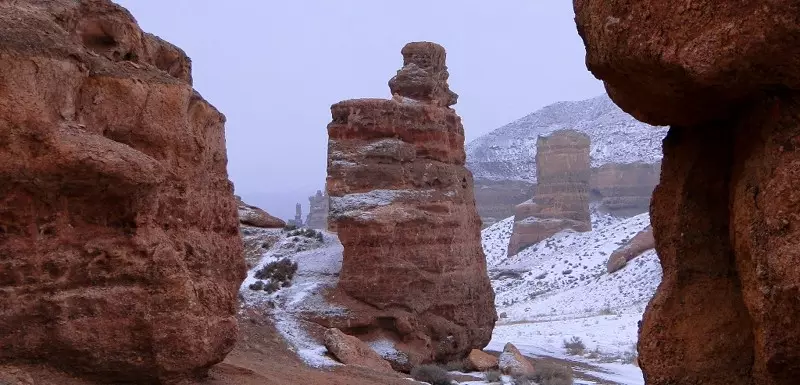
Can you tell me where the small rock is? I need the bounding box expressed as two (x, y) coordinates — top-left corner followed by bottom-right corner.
(324, 328), (393, 373)
(465, 349), (498, 371)
(498, 342), (535, 377)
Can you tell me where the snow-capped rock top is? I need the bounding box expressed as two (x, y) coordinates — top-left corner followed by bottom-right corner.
(466, 94), (668, 183)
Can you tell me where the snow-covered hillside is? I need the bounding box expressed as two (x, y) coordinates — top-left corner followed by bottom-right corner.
(482, 209), (663, 385)
(467, 94), (667, 182)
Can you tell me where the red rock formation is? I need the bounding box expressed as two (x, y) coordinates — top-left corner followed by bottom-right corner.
(590, 162), (660, 217)
(507, 130), (591, 256)
(473, 179), (534, 228)
(236, 196), (285, 228)
(576, 1), (800, 384)
(325, 42), (496, 367)
(606, 226), (654, 273)
(0, 1), (245, 383)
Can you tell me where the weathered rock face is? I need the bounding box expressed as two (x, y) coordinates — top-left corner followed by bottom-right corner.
(0, 1), (245, 383)
(473, 179), (534, 228)
(388, 42), (458, 107)
(576, 1), (800, 384)
(235, 195), (285, 228)
(465, 349), (499, 372)
(326, 42), (496, 366)
(306, 190), (329, 230)
(507, 130), (591, 256)
(606, 226), (654, 273)
(590, 162), (660, 217)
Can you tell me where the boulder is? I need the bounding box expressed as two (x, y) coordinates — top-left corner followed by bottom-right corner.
(324, 329), (393, 373)
(575, 0), (800, 384)
(325, 42), (497, 366)
(0, 1), (245, 383)
(465, 349), (499, 372)
(498, 343), (534, 377)
(606, 226), (655, 273)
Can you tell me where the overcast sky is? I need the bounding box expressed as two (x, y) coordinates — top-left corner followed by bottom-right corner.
(116, 0), (604, 220)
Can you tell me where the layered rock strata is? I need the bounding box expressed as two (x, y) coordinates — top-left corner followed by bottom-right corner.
(590, 162), (660, 216)
(473, 179), (534, 228)
(0, 1), (245, 383)
(507, 130), (591, 256)
(325, 41), (496, 367)
(306, 190), (329, 230)
(576, 1), (800, 384)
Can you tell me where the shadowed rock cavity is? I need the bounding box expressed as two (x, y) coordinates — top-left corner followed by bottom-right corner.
(0, 1), (244, 383)
(575, 1), (800, 384)
(324, 41), (496, 370)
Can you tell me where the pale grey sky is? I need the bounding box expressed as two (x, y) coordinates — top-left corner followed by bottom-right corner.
(116, 0), (604, 220)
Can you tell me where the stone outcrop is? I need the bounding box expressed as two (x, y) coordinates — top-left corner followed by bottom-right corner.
(576, 1), (800, 384)
(306, 190), (329, 230)
(0, 1), (245, 383)
(324, 328), (394, 373)
(325, 42), (496, 366)
(606, 226), (654, 273)
(498, 343), (534, 377)
(294, 203), (303, 227)
(236, 195), (285, 228)
(507, 130), (591, 256)
(473, 179), (534, 228)
(590, 162), (660, 217)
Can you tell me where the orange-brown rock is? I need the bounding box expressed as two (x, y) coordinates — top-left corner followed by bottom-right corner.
(325, 42), (496, 367)
(236, 196), (285, 228)
(324, 328), (394, 373)
(576, 1), (800, 384)
(507, 130), (591, 256)
(0, 1), (245, 383)
(606, 226), (654, 273)
(590, 162), (660, 217)
(465, 349), (499, 372)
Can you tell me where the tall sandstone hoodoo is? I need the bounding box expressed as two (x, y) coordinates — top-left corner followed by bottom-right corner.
(306, 190), (329, 230)
(507, 130), (591, 256)
(0, 1), (244, 383)
(590, 162), (660, 217)
(325, 42), (496, 367)
(576, 1), (800, 384)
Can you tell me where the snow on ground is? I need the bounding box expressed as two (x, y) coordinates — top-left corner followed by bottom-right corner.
(239, 229), (346, 368)
(482, 207), (662, 385)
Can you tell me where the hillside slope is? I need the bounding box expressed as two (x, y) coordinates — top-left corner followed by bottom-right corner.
(466, 94), (667, 183)
(482, 208), (662, 385)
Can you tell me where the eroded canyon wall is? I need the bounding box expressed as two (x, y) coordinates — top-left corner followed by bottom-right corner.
(575, 1), (800, 384)
(0, 1), (244, 383)
(325, 42), (496, 368)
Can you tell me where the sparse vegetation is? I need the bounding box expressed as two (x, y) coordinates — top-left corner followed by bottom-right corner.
(485, 370), (502, 383)
(621, 344), (638, 366)
(563, 336), (586, 356)
(444, 359), (466, 372)
(251, 258), (298, 293)
(283, 223), (297, 231)
(598, 305), (616, 316)
(530, 361), (574, 385)
(410, 365), (452, 385)
(288, 227), (324, 242)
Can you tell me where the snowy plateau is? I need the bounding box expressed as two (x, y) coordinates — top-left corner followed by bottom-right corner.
(466, 94), (668, 183)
